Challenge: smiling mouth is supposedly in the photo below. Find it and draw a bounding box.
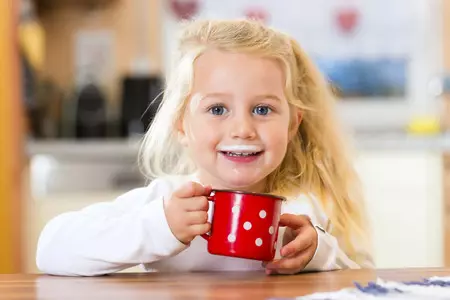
[220,151,263,157]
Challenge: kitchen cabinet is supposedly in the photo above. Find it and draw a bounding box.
[356,150,443,268]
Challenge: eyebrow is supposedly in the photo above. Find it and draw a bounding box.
[201,93,281,102]
[255,94,281,102]
[201,93,231,100]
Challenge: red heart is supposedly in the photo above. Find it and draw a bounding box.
[170,0,200,20]
[336,8,359,33]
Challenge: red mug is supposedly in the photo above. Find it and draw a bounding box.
[201,189,285,261]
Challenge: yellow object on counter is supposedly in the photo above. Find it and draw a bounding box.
[407,116,441,134]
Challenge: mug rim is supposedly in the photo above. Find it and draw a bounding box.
[211,189,286,201]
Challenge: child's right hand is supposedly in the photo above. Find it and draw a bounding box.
[164,182,212,244]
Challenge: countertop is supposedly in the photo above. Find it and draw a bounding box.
[26,133,450,159]
[2,268,450,300]
[26,138,141,159]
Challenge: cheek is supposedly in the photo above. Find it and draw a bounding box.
[275,133,290,153]
[265,121,291,151]
[184,120,219,149]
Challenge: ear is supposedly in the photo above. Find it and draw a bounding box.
[176,117,189,147]
[289,108,303,140]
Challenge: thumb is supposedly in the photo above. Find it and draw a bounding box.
[173,181,211,198]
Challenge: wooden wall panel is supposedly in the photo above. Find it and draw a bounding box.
[0,0,24,273]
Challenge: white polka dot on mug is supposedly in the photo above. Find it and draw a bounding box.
[243,221,252,230]
[227,234,236,243]
[259,210,267,219]
[232,205,240,214]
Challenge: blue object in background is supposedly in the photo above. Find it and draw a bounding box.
[315,57,408,99]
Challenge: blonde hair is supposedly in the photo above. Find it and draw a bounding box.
[139,19,371,265]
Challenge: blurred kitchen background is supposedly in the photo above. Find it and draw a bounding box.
[1,0,450,274]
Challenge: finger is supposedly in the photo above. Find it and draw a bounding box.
[279,214,311,229]
[174,181,210,198]
[184,196,209,212]
[265,247,315,274]
[280,227,315,257]
[204,185,213,196]
[187,211,209,225]
[189,223,211,236]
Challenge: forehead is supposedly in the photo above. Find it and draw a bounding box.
[192,49,286,94]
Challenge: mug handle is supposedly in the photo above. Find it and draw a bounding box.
[201,195,215,241]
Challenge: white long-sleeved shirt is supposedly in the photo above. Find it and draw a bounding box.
[36,174,373,276]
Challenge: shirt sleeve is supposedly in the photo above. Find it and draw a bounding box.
[36,178,187,276]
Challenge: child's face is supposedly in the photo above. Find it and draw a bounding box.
[179,50,301,192]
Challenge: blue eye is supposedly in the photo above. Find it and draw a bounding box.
[209,105,227,115]
[253,106,271,116]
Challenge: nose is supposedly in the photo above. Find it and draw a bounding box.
[229,112,256,140]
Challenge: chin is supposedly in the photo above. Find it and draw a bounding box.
[219,176,265,192]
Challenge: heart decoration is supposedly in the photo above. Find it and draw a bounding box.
[335,7,359,34]
[169,0,200,20]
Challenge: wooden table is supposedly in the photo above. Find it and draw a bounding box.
[1,268,449,299]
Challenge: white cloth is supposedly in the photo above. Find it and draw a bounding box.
[296,277,450,300]
[36,174,372,276]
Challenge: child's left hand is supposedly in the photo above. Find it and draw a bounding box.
[263,214,318,275]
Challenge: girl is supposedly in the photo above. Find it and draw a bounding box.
[36,19,373,276]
